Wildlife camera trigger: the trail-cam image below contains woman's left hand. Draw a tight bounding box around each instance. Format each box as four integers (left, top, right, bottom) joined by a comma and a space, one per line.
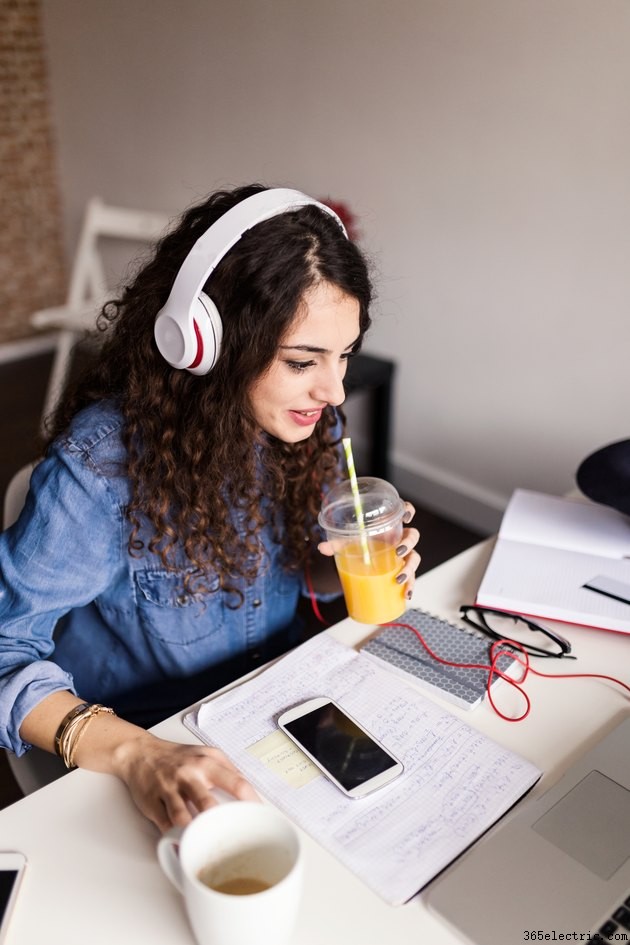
395, 502, 421, 600
318, 500, 421, 601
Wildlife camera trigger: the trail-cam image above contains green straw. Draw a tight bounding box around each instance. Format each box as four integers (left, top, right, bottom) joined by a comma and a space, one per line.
342, 437, 371, 566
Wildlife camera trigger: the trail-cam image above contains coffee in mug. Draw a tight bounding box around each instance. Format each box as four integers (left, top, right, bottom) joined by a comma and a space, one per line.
157, 802, 302, 945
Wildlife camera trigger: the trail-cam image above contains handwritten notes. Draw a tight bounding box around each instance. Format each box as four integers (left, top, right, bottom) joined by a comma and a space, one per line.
185, 634, 540, 905
246, 730, 321, 788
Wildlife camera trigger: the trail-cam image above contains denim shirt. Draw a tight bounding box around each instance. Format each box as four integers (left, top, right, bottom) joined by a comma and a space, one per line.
0, 401, 337, 754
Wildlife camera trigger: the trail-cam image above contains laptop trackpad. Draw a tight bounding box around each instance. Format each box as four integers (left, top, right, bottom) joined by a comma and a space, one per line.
533, 770, 630, 880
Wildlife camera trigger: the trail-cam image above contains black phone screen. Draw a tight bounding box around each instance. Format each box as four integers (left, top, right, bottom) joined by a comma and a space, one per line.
283, 702, 397, 790
0, 871, 17, 924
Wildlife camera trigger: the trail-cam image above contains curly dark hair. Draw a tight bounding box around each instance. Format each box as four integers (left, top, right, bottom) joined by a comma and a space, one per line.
47, 184, 373, 598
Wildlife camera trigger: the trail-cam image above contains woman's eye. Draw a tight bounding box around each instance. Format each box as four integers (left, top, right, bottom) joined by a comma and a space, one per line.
286, 360, 315, 373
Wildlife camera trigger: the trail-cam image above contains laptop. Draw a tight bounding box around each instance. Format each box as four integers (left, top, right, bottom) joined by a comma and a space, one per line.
425, 715, 630, 945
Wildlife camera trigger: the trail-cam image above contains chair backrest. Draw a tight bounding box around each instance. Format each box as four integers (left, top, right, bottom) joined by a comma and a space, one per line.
65, 196, 172, 321
3, 463, 35, 530
3, 461, 71, 793
32, 197, 172, 429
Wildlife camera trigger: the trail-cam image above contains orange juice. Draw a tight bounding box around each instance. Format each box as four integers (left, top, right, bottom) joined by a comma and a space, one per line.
335, 538, 405, 624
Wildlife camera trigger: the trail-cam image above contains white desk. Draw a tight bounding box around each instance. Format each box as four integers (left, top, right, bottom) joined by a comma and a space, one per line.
2, 539, 629, 945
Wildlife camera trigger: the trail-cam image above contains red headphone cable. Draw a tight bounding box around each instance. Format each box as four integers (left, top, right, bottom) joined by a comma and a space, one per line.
385, 619, 630, 722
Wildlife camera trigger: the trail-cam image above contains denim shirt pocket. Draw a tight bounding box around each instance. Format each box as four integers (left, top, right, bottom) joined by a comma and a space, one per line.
134, 568, 223, 646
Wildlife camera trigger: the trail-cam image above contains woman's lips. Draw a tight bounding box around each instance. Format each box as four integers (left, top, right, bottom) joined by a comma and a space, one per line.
288, 408, 323, 427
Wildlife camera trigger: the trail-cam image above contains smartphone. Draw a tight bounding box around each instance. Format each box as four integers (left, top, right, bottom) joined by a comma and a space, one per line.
0, 853, 26, 945
278, 697, 403, 798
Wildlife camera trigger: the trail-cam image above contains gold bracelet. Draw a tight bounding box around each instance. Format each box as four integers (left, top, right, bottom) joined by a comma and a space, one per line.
60, 711, 94, 769
61, 705, 116, 770
56, 704, 116, 770
54, 703, 90, 758
66, 706, 115, 769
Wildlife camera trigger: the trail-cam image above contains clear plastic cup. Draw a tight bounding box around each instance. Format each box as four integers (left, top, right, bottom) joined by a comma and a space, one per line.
318, 477, 407, 624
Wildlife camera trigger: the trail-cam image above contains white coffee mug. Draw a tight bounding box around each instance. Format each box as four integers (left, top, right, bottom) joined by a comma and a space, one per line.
157, 802, 302, 945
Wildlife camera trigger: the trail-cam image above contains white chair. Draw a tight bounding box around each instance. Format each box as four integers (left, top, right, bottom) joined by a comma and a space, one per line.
3, 463, 35, 530
31, 196, 171, 430
3, 463, 68, 794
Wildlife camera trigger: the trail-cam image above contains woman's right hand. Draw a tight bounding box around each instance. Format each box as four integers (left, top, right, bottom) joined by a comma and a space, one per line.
20, 691, 257, 832
112, 731, 259, 832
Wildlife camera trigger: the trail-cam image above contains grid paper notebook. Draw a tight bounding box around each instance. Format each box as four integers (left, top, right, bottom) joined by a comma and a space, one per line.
185, 633, 541, 905
360, 608, 519, 710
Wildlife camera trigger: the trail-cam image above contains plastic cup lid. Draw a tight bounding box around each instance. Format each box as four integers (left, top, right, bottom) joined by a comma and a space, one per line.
318, 476, 405, 537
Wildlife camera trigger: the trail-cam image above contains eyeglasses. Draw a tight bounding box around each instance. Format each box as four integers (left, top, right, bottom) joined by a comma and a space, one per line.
459, 605, 575, 659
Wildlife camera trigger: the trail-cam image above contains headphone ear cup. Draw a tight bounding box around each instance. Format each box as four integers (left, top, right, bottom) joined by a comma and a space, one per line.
186, 292, 224, 375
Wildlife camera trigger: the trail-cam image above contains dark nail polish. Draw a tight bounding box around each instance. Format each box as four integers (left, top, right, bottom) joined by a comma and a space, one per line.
406, 589, 413, 600
396, 572, 406, 585
396, 544, 408, 557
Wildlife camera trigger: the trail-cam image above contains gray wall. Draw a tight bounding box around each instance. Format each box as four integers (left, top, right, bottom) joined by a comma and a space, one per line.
41, 0, 630, 532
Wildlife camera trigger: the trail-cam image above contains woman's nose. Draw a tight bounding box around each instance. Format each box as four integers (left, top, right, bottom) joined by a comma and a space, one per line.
313, 365, 346, 407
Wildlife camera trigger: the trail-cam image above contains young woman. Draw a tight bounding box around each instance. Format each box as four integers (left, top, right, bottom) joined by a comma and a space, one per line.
0, 184, 420, 830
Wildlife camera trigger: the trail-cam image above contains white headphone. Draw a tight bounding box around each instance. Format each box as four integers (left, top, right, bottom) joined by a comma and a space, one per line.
153, 188, 347, 375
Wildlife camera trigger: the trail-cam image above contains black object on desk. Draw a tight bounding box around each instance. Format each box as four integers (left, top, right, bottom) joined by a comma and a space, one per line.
344, 353, 396, 481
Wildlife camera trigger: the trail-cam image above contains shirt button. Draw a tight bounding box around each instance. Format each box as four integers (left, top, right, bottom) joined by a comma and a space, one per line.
250, 651, 261, 661
252, 599, 262, 607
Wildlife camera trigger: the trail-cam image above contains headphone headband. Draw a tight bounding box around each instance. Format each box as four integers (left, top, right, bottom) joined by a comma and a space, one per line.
154, 188, 347, 375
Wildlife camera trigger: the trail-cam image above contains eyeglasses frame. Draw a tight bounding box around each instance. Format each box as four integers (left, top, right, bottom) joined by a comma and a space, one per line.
459, 605, 575, 659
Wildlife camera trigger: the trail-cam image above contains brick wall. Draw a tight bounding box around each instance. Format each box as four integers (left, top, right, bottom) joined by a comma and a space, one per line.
0, 0, 66, 344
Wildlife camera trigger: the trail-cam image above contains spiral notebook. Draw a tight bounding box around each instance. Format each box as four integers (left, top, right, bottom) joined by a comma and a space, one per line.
360, 608, 519, 710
